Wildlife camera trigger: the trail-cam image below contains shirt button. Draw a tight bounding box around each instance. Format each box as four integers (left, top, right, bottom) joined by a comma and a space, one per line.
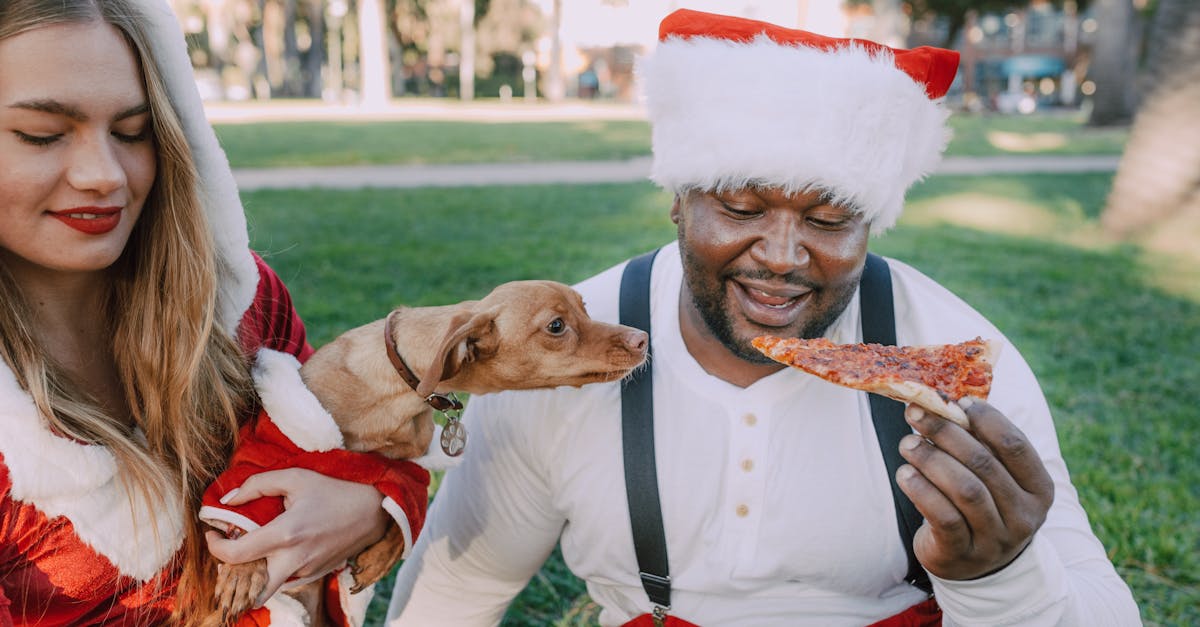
740, 459, 754, 472
743, 413, 757, 426
735, 504, 750, 517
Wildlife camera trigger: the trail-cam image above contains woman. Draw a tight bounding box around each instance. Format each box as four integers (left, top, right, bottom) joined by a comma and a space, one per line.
0, 1, 428, 624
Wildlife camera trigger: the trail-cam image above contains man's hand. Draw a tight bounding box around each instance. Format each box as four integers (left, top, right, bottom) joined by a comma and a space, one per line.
896, 397, 1055, 581
204, 468, 391, 606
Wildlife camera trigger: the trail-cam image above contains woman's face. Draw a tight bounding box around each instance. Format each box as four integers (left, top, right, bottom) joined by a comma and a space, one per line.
0, 20, 155, 279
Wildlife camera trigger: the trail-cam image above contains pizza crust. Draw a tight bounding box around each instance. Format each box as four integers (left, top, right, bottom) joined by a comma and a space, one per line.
870, 379, 971, 429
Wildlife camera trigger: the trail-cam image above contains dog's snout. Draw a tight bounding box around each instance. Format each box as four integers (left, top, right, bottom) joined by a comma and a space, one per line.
622, 329, 649, 352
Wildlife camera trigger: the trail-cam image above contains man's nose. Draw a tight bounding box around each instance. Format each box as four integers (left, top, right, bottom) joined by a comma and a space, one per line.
750, 219, 810, 275
67, 133, 127, 195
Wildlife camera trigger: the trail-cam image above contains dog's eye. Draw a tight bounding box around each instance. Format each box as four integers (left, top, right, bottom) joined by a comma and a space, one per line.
546, 318, 566, 335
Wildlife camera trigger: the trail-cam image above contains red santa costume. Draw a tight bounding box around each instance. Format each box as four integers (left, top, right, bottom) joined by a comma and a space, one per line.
0, 1, 429, 625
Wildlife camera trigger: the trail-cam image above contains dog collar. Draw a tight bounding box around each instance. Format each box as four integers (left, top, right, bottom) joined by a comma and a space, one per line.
383, 311, 467, 456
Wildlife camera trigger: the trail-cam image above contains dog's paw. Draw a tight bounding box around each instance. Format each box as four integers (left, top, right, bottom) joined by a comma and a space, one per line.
213, 559, 269, 623
349, 526, 407, 593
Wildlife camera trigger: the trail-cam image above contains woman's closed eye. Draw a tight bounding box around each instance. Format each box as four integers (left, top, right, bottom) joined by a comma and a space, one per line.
112, 126, 151, 144
13, 130, 61, 146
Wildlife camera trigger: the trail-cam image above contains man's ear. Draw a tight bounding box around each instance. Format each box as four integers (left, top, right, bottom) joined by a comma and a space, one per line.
417, 310, 497, 398
670, 193, 683, 225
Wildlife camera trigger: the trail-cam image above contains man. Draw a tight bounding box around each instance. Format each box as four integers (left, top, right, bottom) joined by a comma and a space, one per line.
385, 9, 1140, 627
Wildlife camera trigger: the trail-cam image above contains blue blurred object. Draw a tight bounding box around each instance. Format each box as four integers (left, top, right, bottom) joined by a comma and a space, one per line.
1001, 54, 1066, 78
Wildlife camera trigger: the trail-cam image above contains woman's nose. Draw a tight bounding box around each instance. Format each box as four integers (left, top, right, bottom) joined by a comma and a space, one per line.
66, 133, 127, 195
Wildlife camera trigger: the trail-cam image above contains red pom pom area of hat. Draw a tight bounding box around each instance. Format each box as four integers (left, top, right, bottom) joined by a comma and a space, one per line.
658, 9, 959, 100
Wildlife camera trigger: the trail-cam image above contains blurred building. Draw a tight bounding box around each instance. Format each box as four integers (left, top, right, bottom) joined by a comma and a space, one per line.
907, 0, 1101, 114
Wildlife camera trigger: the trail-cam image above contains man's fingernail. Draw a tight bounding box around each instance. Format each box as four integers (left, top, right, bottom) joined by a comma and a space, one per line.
219, 488, 239, 505
905, 404, 925, 422
897, 465, 917, 481
901, 435, 921, 451
958, 396, 975, 410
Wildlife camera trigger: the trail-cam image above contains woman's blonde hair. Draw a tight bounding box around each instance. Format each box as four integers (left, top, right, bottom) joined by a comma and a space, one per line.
0, 0, 254, 622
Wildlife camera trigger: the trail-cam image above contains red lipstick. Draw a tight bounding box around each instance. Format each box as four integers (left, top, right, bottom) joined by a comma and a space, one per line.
50, 206, 122, 235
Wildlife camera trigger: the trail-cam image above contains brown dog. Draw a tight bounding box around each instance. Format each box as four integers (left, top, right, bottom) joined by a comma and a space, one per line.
204, 280, 648, 625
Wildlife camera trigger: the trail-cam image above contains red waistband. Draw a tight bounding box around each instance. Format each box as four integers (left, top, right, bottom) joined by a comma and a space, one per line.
622, 597, 941, 627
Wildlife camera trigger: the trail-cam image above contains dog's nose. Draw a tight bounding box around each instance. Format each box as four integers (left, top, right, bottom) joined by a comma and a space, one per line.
623, 329, 648, 352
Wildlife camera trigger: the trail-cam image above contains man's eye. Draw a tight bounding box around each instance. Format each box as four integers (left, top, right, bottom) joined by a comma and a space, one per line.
808, 216, 851, 229
721, 203, 758, 218
546, 318, 567, 335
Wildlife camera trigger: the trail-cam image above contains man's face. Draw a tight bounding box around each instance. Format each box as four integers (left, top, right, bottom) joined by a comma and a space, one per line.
673, 186, 870, 366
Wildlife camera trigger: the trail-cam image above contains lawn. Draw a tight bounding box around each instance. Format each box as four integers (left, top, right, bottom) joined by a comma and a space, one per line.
241, 172, 1197, 626
216, 110, 1127, 168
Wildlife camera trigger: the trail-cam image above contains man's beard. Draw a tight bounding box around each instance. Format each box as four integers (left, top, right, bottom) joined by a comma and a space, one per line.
680, 247, 857, 365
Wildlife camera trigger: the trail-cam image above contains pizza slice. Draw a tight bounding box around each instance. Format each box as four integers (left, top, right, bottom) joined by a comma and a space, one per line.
751, 335, 1002, 429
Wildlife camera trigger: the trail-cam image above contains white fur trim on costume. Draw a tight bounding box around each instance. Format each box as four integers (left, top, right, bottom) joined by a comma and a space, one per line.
381, 497, 415, 560
337, 568, 375, 627
197, 504, 262, 537
253, 349, 344, 451
262, 592, 310, 627
639, 35, 951, 235
0, 364, 183, 582
138, 0, 258, 330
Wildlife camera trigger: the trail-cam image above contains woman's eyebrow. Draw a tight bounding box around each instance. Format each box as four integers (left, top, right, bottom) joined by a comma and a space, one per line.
115, 102, 151, 121
9, 98, 87, 120
6, 99, 149, 122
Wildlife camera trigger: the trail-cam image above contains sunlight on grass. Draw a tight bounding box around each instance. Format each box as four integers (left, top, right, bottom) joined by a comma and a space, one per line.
904, 176, 1199, 305
985, 130, 1068, 152
904, 192, 1077, 236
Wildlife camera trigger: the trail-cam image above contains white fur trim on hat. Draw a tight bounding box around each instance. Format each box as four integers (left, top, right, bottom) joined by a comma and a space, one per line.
137, 1, 259, 331
639, 34, 951, 235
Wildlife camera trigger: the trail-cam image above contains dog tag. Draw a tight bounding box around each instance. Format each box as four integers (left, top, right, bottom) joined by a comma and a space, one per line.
440, 418, 467, 457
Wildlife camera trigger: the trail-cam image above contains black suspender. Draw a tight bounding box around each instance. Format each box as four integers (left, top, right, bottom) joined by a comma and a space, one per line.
618, 250, 931, 620
619, 249, 672, 618
860, 253, 933, 594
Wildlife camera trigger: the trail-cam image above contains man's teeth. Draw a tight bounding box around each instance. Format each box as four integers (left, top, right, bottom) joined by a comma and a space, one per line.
751, 288, 797, 308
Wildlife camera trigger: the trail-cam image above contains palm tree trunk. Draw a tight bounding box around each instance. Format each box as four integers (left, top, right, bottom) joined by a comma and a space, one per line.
1101, 0, 1200, 252
1087, 0, 1138, 126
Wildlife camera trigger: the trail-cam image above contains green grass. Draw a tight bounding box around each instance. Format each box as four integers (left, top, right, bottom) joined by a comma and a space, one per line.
215, 119, 652, 168
215, 111, 1127, 168
945, 110, 1130, 157
241, 173, 1197, 626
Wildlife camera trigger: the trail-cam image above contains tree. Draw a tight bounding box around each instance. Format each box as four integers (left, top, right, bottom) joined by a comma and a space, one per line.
359, 0, 392, 106
1100, 0, 1200, 254
1086, 0, 1139, 126
904, 0, 1025, 47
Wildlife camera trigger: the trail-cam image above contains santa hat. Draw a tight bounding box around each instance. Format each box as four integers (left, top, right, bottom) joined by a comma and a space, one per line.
639, 9, 960, 234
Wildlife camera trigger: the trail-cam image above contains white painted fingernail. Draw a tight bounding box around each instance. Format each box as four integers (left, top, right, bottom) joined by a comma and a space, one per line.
219, 488, 239, 505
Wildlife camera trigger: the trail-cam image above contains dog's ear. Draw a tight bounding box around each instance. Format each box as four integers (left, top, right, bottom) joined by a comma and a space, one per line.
417, 309, 497, 398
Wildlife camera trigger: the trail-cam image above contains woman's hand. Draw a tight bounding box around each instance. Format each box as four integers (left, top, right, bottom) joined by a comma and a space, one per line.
204, 467, 390, 606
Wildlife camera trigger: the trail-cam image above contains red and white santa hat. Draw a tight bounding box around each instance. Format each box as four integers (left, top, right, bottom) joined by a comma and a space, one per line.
639, 9, 960, 234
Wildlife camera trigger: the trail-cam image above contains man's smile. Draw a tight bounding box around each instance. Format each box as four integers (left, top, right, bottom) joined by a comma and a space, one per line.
730, 279, 814, 327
